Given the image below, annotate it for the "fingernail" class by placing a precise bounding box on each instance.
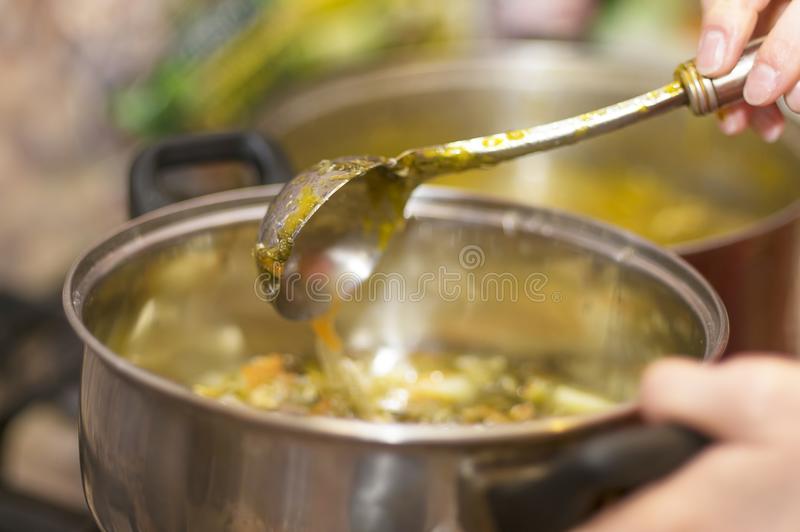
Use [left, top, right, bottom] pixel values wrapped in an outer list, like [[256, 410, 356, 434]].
[[786, 81, 800, 113], [639, 359, 704, 413], [751, 109, 785, 143], [718, 108, 745, 135], [762, 123, 783, 143], [744, 63, 778, 106], [696, 29, 726, 75]]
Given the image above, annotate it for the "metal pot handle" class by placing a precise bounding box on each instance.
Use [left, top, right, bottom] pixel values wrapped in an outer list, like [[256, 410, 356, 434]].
[[128, 131, 293, 217], [459, 424, 709, 532]]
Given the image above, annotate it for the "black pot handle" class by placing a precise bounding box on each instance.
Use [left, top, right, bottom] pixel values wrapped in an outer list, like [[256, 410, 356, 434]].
[[459, 424, 709, 532], [129, 131, 293, 217], [0, 485, 96, 532]]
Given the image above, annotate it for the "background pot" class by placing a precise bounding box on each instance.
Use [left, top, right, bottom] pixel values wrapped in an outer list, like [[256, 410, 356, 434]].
[[256, 41, 800, 354], [65, 182, 727, 532]]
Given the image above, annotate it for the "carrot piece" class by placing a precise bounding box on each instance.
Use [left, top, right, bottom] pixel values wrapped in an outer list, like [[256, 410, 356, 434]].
[[241, 354, 284, 390]]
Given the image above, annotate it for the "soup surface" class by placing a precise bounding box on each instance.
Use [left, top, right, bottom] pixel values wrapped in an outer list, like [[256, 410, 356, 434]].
[[192, 349, 612, 424], [435, 163, 762, 246]]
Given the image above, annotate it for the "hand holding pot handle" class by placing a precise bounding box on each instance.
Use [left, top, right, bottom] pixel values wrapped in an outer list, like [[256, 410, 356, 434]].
[[458, 424, 708, 532]]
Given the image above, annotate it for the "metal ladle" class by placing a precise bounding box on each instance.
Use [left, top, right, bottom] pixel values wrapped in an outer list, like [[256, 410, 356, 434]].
[[257, 40, 763, 320]]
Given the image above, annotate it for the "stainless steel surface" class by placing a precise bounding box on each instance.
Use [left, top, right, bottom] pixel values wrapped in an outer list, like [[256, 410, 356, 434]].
[[255, 156, 404, 320], [258, 41, 800, 354], [65, 185, 727, 532], [257, 41, 762, 320]]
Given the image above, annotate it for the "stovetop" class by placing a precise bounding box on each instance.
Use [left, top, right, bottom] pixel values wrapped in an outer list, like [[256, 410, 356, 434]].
[[0, 291, 98, 531]]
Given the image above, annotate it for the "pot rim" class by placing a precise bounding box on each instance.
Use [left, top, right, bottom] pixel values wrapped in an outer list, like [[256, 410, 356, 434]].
[[64, 185, 728, 446]]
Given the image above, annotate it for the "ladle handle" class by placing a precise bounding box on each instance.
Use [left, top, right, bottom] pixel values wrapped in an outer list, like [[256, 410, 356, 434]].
[[677, 38, 764, 115], [458, 424, 709, 532], [396, 39, 765, 181]]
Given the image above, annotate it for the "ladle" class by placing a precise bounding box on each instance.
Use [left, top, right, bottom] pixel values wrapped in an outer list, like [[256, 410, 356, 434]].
[[257, 39, 763, 320]]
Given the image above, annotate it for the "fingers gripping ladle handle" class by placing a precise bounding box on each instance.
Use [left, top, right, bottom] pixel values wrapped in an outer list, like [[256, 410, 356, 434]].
[[677, 37, 764, 115]]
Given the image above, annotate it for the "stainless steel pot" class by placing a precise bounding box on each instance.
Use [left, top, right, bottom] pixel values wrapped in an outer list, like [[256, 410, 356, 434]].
[[256, 41, 800, 354], [65, 182, 727, 532]]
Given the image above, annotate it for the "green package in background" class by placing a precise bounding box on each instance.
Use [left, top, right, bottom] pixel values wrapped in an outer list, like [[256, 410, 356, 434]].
[[114, 0, 470, 137]]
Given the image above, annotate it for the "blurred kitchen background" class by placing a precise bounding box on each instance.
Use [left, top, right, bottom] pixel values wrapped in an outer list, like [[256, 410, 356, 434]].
[[0, 0, 704, 301], [0, 0, 743, 529]]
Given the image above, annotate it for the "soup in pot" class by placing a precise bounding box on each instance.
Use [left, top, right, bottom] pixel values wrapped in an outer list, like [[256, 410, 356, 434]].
[[84, 204, 711, 425]]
